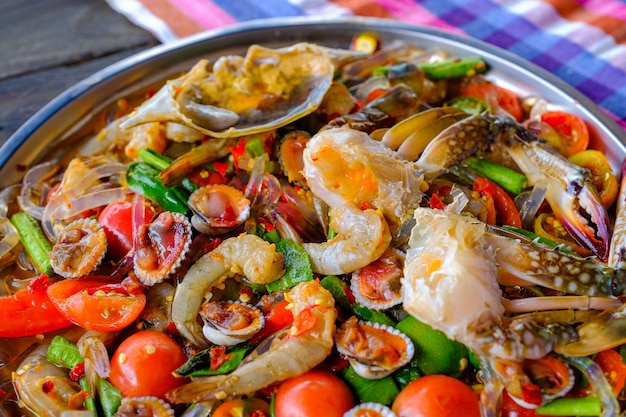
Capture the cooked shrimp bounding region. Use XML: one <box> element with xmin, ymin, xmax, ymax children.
<box><xmin>171</xmin><ymin>233</ymin><xmax>284</xmax><ymax>347</ymax></box>
<box><xmin>302</xmin><ymin>204</ymin><xmax>391</xmax><ymax>275</ymax></box>
<box><xmin>166</xmin><ymin>280</ymin><xmax>336</xmax><ymax>403</ymax></box>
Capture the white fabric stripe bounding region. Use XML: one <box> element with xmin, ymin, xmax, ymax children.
<box><xmin>286</xmin><ymin>0</ymin><xmax>354</xmax><ymax>17</ymax></box>
<box><xmin>105</xmin><ymin>0</ymin><xmax>178</xmax><ymax>43</ymax></box>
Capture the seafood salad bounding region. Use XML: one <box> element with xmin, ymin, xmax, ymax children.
<box><xmin>1</xmin><ymin>31</ymin><xmax>626</xmax><ymax>417</ymax></box>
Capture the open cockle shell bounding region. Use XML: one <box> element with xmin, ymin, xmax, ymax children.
<box><xmin>344</xmin><ymin>402</ymin><xmax>398</xmax><ymax>417</ymax></box>
<box><xmin>50</xmin><ymin>218</ymin><xmax>107</xmax><ymax>278</ymax></box>
<box><xmin>200</xmin><ymin>300</ymin><xmax>265</xmax><ymax>346</ymax></box>
<box><xmin>120</xmin><ymin>43</ymin><xmax>335</xmax><ymax>138</ymax></box>
<box><xmin>335</xmin><ymin>317</ymin><xmax>414</xmax><ymax>379</ymax></box>
<box><xmin>189</xmin><ymin>184</ymin><xmax>251</xmax><ymax>235</ymax></box>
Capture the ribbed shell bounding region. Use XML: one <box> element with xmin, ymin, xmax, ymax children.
<box><xmin>350</xmin><ymin>254</ymin><xmax>404</xmax><ymax>310</ymax></box>
<box><xmin>201</xmin><ymin>300</ymin><xmax>265</xmax><ymax>346</ymax></box>
<box><xmin>50</xmin><ymin>218</ymin><xmax>107</xmax><ymax>278</ymax></box>
<box><xmin>189</xmin><ymin>184</ymin><xmax>250</xmax><ymax>235</ymax></box>
<box><xmin>344</xmin><ymin>402</ymin><xmax>398</xmax><ymax>417</ymax></box>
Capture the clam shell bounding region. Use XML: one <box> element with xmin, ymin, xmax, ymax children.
<box><xmin>344</xmin><ymin>402</ymin><xmax>397</xmax><ymax>417</ymax></box>
<box><xmin>116</xmin><ymin>396</ymin><xmax>174</xmax><ymax>417</ymax></box>
<box><xmin>201</xmin><ymin>300</ymin><xmax>265</xmax><ymax>346</ymax></box>
<box><xmin>189</xmin><ymin>184</ymin><xmax>251</xmax><ymax>235</ymax></box>
<box><xmin>121</xmin><ymin>43</ymin><xmax>334</xmax><ymax>138</ymax></box>
<box><xmin>50</xmin><ymin>218</ymin><xmax>107</xmax><ymax>278</ymax></box>
<box><xmin>350</xmin><ymin>253</ymin><xmax>404</xmax><ymax>310</ymax></box>
<box><xmin>335</xmin><ymin>317</ymin><xmax>414</xmax><ymax>379</ymax></box>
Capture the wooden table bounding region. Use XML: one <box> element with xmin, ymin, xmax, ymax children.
<box><xmin>0</xmin><ymin>0</ymin><xmax>160</xmax><ymax>147</ymax></box>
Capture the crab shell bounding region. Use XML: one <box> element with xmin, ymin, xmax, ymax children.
<box><xmin>200</xmin><ymin>300</ymin><xmax>265</xmax><ymax>346</ymax></box>
<box><xmin>189</xmin><ymin>184</ymin><xmax>251</xmax><ymax>235</ymax></box>
<box><xmin>335</xmin><ymin>317</ymin><xmax>414</xmax><ymax>379</ymax></box>
<box><xmin>120</xmin><ymin>43</ymin><xmax>335</xmax><ymax>138</ymax></box>
<box><xmin>344</xmin><ymin>402</ymin><xmax>398</xmax><ymax>417</ymax></box>
<box><xmin>50</xmin><ymin>218</ymin><xmax>107</xmax><ymax>278</ymax></box>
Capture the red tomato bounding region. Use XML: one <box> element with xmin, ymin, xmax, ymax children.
<box><xmin>0</xmin><ymin>275</ymin><xmax>72</xmax><ymax>337</ymax></box>
<box><xmin>273</xmin><ymin>370</ymin><xmax>354</xmax><ymax>417</ymax></box>
<box><xmin>98</xmin><ymin>199</ymin><xmax>155</xmax><ymax>260</ymax></box>
<box><xmin>47</xmin><ymin>277</ymin><xmax>146</xmax><ymax>332</ymax></box>
<box><xmin>391</xmin><ymin>375</ymin><xmax>480</xmax><ymax>417</ymax></box>
<box><xmin>540</xmin><ymin>111</ymin><xmax>589</xmax><ymax>157</ymax></box>
<box><xmin>459</xmin><ymin>78</ymin><xmax>523</xmax><ymax>121</ymax></box>
<box><xmin>501</xmin><ymin>390</ymin><xmax>538</xmax><ymax>417</ymax></box>
<box><xmin>595</xmin><ymin>349</ymin><xmax>626</xmax><ymax>395</ymax></box>
<box><xmin>213</xmin><ymin>398</ymin><xmax>270</xmax><ymax>417</ymax></box>
<box><xmin>109</xmin><ymin>330</ymin><xmax>188</xmax><ymax>399</ymax></box>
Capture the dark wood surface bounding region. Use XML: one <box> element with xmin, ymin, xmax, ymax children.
<box><xmin>0</xmin><ymin>0</ymin><xmax>160</xmax><ymax>147</ymax></box>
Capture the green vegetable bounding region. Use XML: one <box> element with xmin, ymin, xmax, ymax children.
<box><xmin>463</xmin><ymin>157</ymin><xmax>527</xmax><ymax>195</ymax></box>
<box><xmin>79</xmin><ymin>377</ymin><xmax>97</xmax><ymax>414</ymax></box>
<box><xmin>126</xmin><ymin>162</ymin><xmax>188</xmax><ymax>213</ymax></box>
<box><xmin>265</xmin><ymin>239</ymin><xmax>313</xmax><ymax>293</ymax></box>
<box><xmin>535</xmin><ymin>396</ymin><xmax>601</xmax><ymax>416</ymax></box>
<box><xmin>341</xmin><ymin>366</ymin><xmax>399</xmax><ymax>405</ymax></box>
<box><xmin>448</xmin><ymin>96</ymin><xmax>490</xmax><ymax>115</ymax></box>
<box><xmin>97</xmin><ymin>377</ymin><xmax>122</xmax><ymax>417</ymax></box>
<box><xmin>419</xmin><ymin>56</ymin><xmax>488</xmax><ymax>80</ymax></box>
<box><xmin>502</xmin><ymin>225</ymin><xmax>576</xmax><ymax>255</ymax></box>
<box><xmin>319</xmin><ymin>275</ymin><xmax>395</xmax><ymax>327</ymax></box>
<box><xmin>393</xmin><ymin>359</ymin><xmax>421</xmax><ymax>389</ymax></box>
<box><xmin>10</xmin><ymin>212</ymin><xmax>53</xmax><ymax>274</ymax></box>
<box><xmin>47</xmin><ymin>335</ymin><xmax>83</xmax><ymax>369</ymax></box>
<box><xmin>174</xmin><ymin>346</ymin><xmax>250</xmax><ymax>377</ymax></box>
<box><xmin>395</xmin><ymin>315</ymin><xmax>468</xmax><ymax>377</ymax></box>
<box><xmin>139</xmin><ymin>149</ymin><xmax>197</xmax><ymax>193</ymax></box>
<box><xmin>245</xmin><ymin>137</ymin><xmax>267</xmax><ymax>158</ymax></box>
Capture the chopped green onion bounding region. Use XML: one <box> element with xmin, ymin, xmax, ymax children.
<box><xmin>501</xmin><ymin>225</ymin><xmax>576</xmax><ymax>255</ymax></box>
<box><xmin>265</xmin><ymin>239</ymin><xmax>313</xmax><ymax>293</ymax></box>
<box><xmin>79</xmin><ymin>377</ymin><xmax>97</xmax><ymax>414</ymax></box>
<box><xmin>447</xmin><ymin>96</ymin><xmax>490</xmax><ymax>115</ymax></box>
<box><xmin>10</xmin><ymin>212</ymin><xmax>52</xmax><ymax>274</ymax></box>
<box><xmin>464</xmin><ymin>157</ymin><xmax>527</xmax><ymax>195</ymax></box>
<box><xmin>245</xmin><ymin>137</ymin><xmax>267</xmax><ymax>158</ymax></box>
<box><xmin>47</xmin><ymin>335</ymin><xmax>83</xmax><ymax>369</ymax></box>
<box><xmin>372</xmin><ymin>66</ymin><xmax>389</xmax><ymax>77</ymax></box>
<box><xmin>138</xmin><ymin>148</ymin><xmax>172</xmax><ymax>171</ymax></box>
<box><xmin>341</xmin><ymin>366</ymin><xmax>399</xmax><ymax>405</ymax></box>
<box><xmin>418</xmin><ymin>56</ymin><xmax>488</xmax><ymax>80</ymax></box>
<box><xmin>97</xmin><ymin>377</ymin><xmax>122</xmax><ymax>417</ymax></box>
<box><xmin>126</xmin><ymin>162</ymin><xmax>188</xmax><ymax>214</ymax></box>
<box><xmin>536</xmin><ymin>396</ymin><xmax>601</xmax><ymax>416</ymax></box>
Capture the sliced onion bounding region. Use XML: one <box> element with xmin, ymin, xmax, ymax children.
<box><xmin>516</xmin><ymin>180</ymin><xmax>547</xmax><ymax>230</ymax></box>
<box><xmin>0</xmin><ymin>217</ymin><xmax>19</xmax><ymax>259</ymax></box>
<box><xmin>270</xmin><ymin>210</ymin><xmax>303</xmax><ymax>244</ymax></box>
<box><xmin>43</xmin><ymin>187</ymin><xmax>129</xmax><ymax>240</ymax></box>
<box><xmin>0</xmin><ymin>184</ymin><xmax>20</xmax><ymax>218</ymax></box>
<box><xmin>444</xmin><ymin>187</ymin><xmax>469</xmax><ymax>214</ymax></box>
<box><xmin>17</xmin><ymin>160</ymin><xmax>60</xmax><ymax>220</ymax></box>
<box><xmin>561</xmin><ymin>355</ymin><xmax>618</xmax><ymax>417</ymax></box>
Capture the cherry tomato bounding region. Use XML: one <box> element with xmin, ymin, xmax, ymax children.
<box><xmin>391</xmin><ymin>375</ymin><xmax>480</xmax><ymax>417</ymax></box>
<box><xmin>540</xmin><ymin>111</ymin><xmax>589</xmax><ymax>157</ymax></box>
<box><xmin>501</xmin><ymin>390</ymin><xmax>538</xmax><ymax>417</ymax></box>
<box><xmin>213</xmin><ymin>398</ymin><xmax>270</xmax><ymax>417</ymax></box>
<box><xmin>0</xmin><ymin>275</ymin><xmax>72</xmax><ymax>337</ymax></box>
<box><xmin>473</xmin><ymin>177</ymin><xmax>522</xmax><ymax>228</ymax></box>
<box><xmin>595</xmin><ymin>349</ymin><xmax>626</xmax><ymax>395</ymax></box>
<box><xmin>569</xmin><ymin>150</ymin><xmax>618</xmax><ymax>208</ymax></box>
<box><xmin>459</xmin><ymin>78</ymin><xmax>523</xmax><ymax>121</ymax></box>
<box><xmin>98</xmin><ymin>199</ymin><xmax>155</xmax><ymax>260</ymax></box>
<box><xmin>109</xmin><ymin>330</ymin><xmax>188</xmax><ymax>399</ymax></box>
<box><xmin>273</xmin><ymin>370</ymin><xmax>354</xmax><ymax>417</ymax></box>
<box><xmin>250</xmin><ymin>300</ymin><xmax>293</xmax><ymax>344</ymax></box>
<box><xmin>47</xmin><ymin>277</ymin><xmax>146</xmax><ymax>332</ymax></box>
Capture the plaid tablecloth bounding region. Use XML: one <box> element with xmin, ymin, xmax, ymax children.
<box><xmin>105</xmin><ymin>0</ymin><xmax>626</xmax><ymax>130</ymax></box>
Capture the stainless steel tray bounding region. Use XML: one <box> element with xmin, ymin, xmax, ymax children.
<box><xmin>1</xmin><ymin>16</ymin><xmax>624</xmax><ymax>187</ymax></box>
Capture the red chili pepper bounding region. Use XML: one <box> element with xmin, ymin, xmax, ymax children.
<box><xmin>69</xmin><ymin>362</ymin><xmax>85</xmax><ymax>381</ymax></box>
<box><xmin>430</xmin><ymin>193</ymin><xmax>447</xmax><ymax>210</ymax></box>
<box><xmin>229</xmin><ymin>139</ymin><xmax>248</xmax><ymax>171</ymax></box>
<box><xmin>473</xmin><ymin>177</ymin><xmax>522</xmax><ymax>228</ymax></box>
<box><xmin>210</xmin><ymin>346</ymin><xmax>233</xmax><ymax>370</ymax></box>
<box><xmin>595</xmin><ymin>349</ymin><xmax>626</xmax><ymax>395</ymax></box>
<box><xmin>289</xmin><ymin>305</ymin><xmax>319</xmax><ymax>338</ymax></box>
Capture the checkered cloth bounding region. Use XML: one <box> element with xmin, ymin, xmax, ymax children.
<box><xmin>106</xmin><ymin>0</ymin><xmax>626</xmax><ymax>130</ymax></box>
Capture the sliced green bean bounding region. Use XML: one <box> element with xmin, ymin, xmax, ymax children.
<box><xmin>419</xmin><ymin>56</ymin><xmax>488</xmax><ymax>80</ymax></box>
<box><xmin>535</xmin><ymin>396</ymin><xmax>601</xmax><ymax>416</ymax></box>
<box><xmin>464</xmin><ymin>157</ymin><xmax>527</xmax><ymax>195</ymax></box>
<box><xmin>10</xmin><ymin>212</ymin><xmax>52</xmax><ymax>274</ymax></box>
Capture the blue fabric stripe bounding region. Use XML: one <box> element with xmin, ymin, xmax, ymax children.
<box><xmin>212</xmin><ymin>0</ymin><xmax>303</xmax><ymax>20</ymax></box>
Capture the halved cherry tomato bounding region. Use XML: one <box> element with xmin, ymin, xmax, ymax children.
<box><xmin>569</xmin><ymin>150</ymin><xmax>619</xmax><ymax>208</ymax></box>
<box><xmin>0</xmin><ymin>275</ymin><xmax>72</xmax><ymax>337</ymax></box>
<box><xmin>273</xmin><ymin>370</ymin><xmax>354</xmax><ymax>417</ymax></box>
<box><xmin>250</xmin><ymin>300</ymin><xmax>293</xmax><ymax>344</ymax></box>
<box><xmin>213</xmin><ymin>398</ymin><xmax>270</xmax><ymax>417</ymax></box>
<box><xmin>109</xmin><ymin>330</ymin><xmax>188</xmax><ymax>399</ymax></box>
<box><xmin>458</xmin><ymin>78</ymin><xmax>523</xmax><ymax>121</ymax></box>
<box><xmin>473</xmin><ymin>177</ymin><xmax>522</xmax><ymax>228</ymax></box>
<box><xmin>98</xmin><ymin>199</ymin><xmax>156</xmax><ymax>260</ymax></box>
<box><xmin>391</xmin><ymin>375</ymin><xmax>480</xmax><ymax>417</ymax></box>
<box><xmin>540</xmin><ymin>111</ymin><xmax>589</xmax><ymax>157</ymax></box>
<box><xmin>595</xmin><ymin>349</ymin><xmax>626</xmax><ymax>395</ymax></box>
<box><xmin>47</xmin><ymin>276</ymin><xmax>146</xmax><ymax>332</ymax></box>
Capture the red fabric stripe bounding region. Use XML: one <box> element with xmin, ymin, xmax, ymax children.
<box><xmin>137</xmin><ymin>0</ymin><xmax>205</xmax><ymax>38</ymax></box>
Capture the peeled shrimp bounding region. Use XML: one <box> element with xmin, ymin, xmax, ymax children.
<box><xmin>302</xmin><ymin>204</ymin><xmax>391</xmax><ymax>275</ymax></box>
<box><xmin>171</xmin><ymin>233</ymin><xmax>284</xmax><ymax>347</ymax></box>
<box><xmin>302</xmin><ymin>127</ymin><xmax>425</xmax><ymax>231</ymax></box>
<box><xmin>166</xmin><ymin>280</ymin><xmax>336</xmax><ymax>403</ymax></box>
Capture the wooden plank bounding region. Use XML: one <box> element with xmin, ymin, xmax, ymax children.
<box><xmin>0</xmin><ymin>0</ymin><xmax>158</xmax><ymax>80</ymax></box>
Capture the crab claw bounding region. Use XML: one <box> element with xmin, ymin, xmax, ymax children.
<box><xmin>506</xmin><ymin>139</ymin><xmax>611</xmax><ymax>262</ymax></box>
